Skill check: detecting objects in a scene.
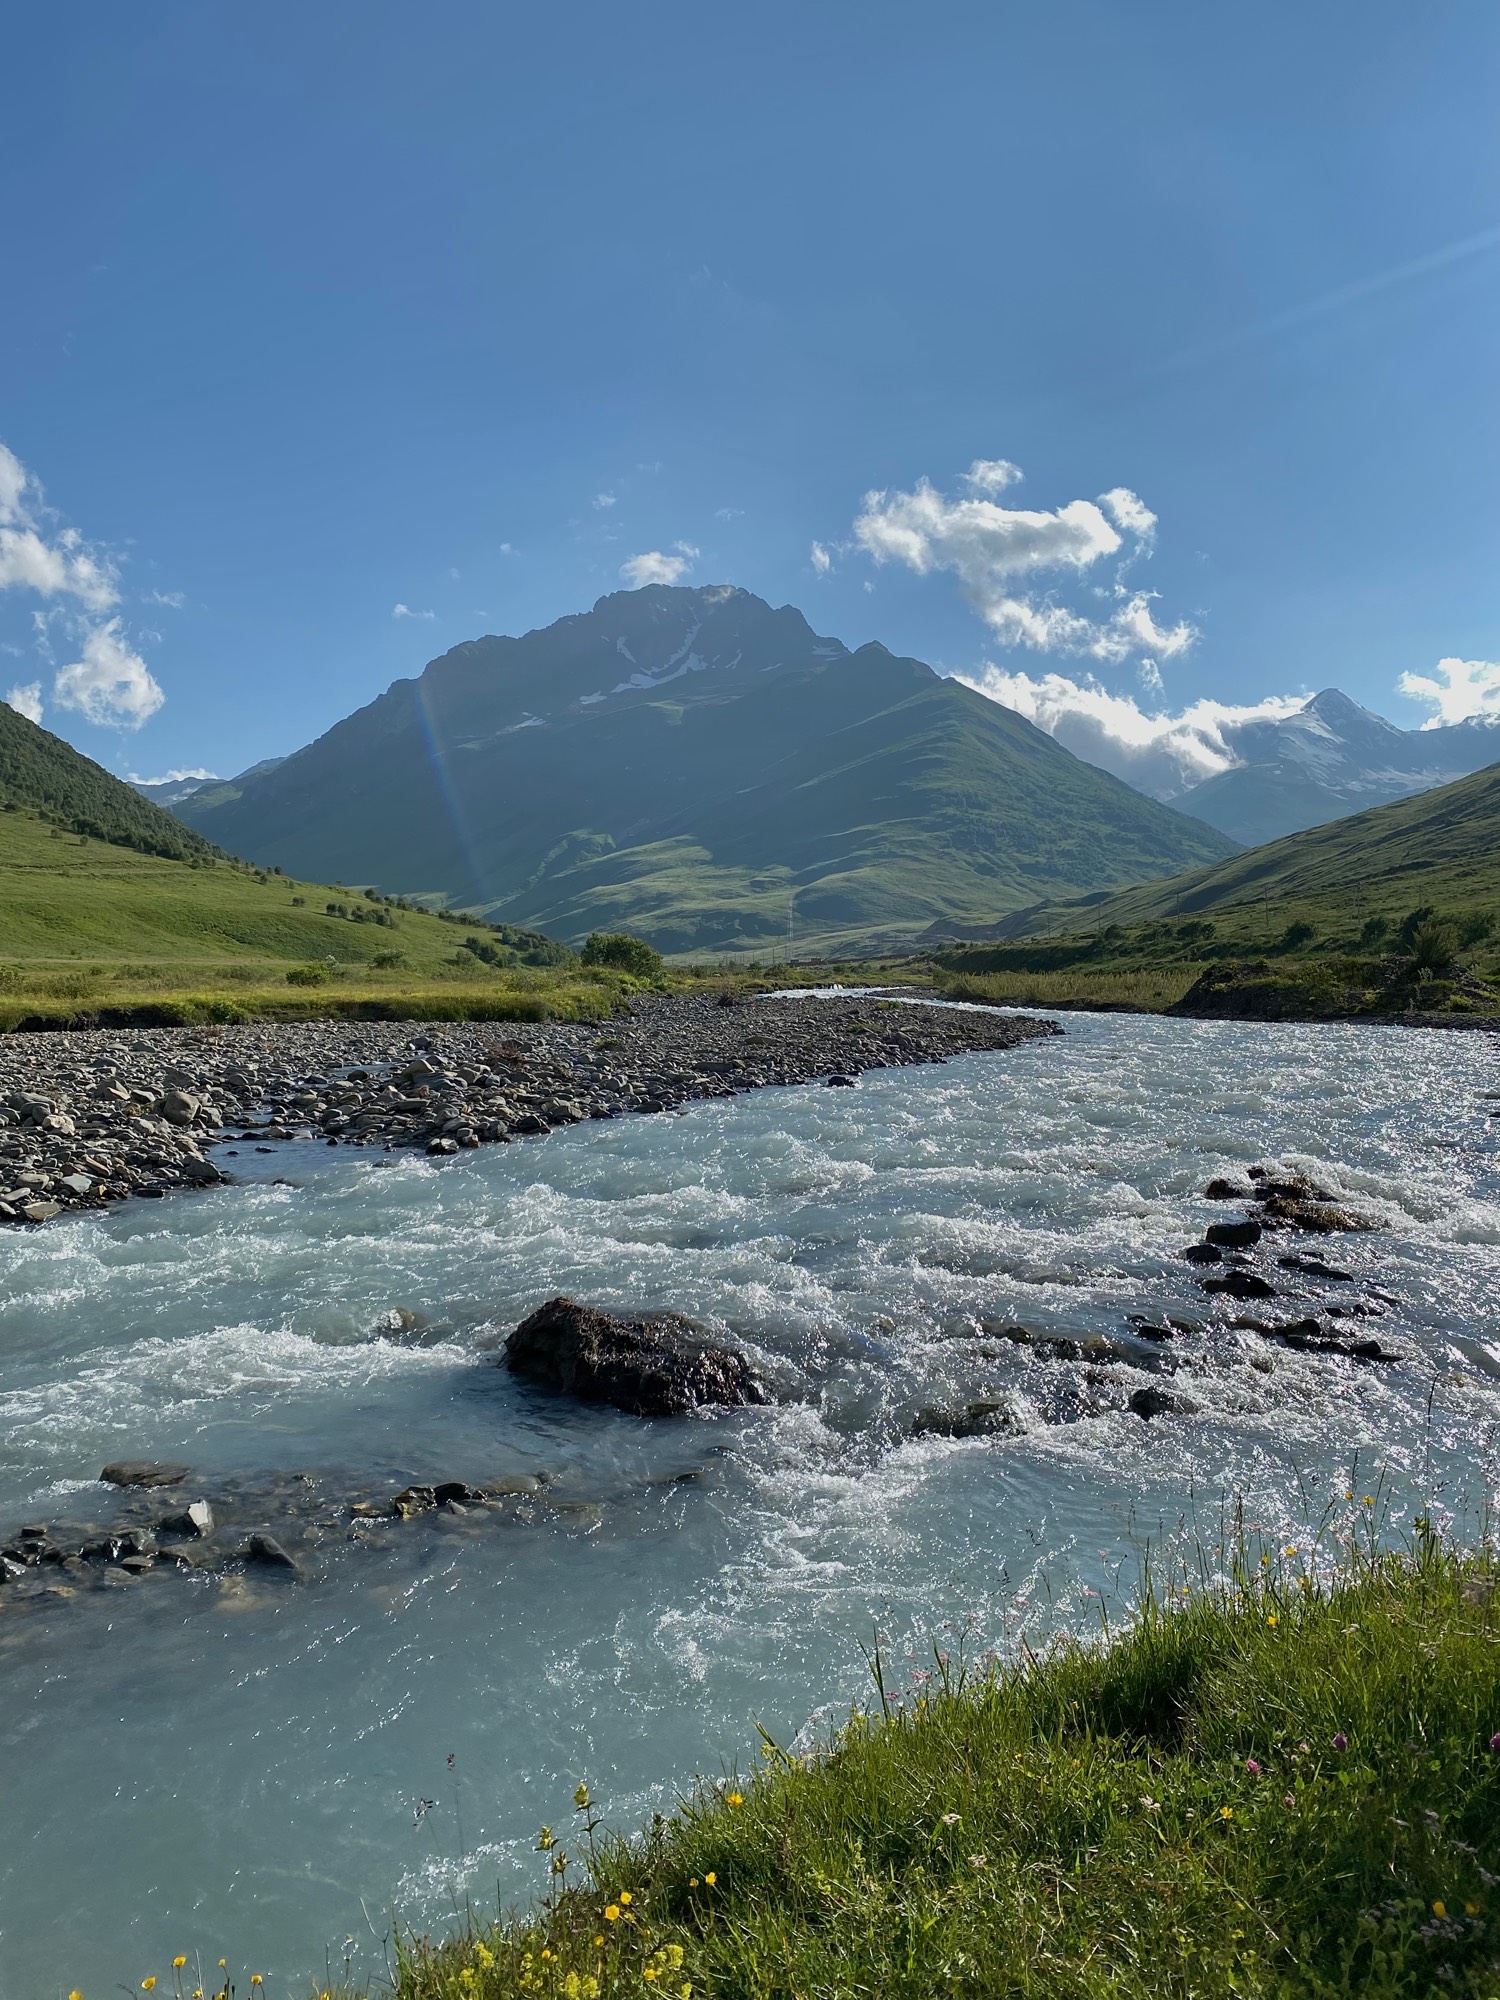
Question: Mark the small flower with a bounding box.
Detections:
[1266,1615,1278,1628]
[1220,1806,1233,1820]
[537,1825,555,1850]
[1284,1793,1296,1808]
[1139,1796,1159,1812]
[726,1792,744,1808]
[940,1811,961,1827]
[1332,1733,1348,1751]
[1466,1901,1480,1916]
[1245,1759,1262,1775]
[618,1891,632,1906]
[1362,1496,1374,1506]
[1489,1732,1500,1752]
[252,1979,263,1989]
[574,1782,591,1809]
[704,1872,716,1887]
[173,1961,187,1972]
[69,1992,83,1999]
[1433,1900,1447,1919]
[644,1974,658,1985]
[604,1905,620,1922]
[142,1984,156,1994]
[688,1878,698,1888]
[593,1935,605,1947]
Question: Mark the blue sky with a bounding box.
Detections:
[1,0,1496,793]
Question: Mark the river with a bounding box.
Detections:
[1,1007,1497,1997]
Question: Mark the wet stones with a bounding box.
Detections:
[1128,1385,1200,1420]
[912,1400,1016,1440]
[1205,1218,1262,1250]
[1202,1269,1277,1300]
[100,1461,190,1488]
[505,1295,770,1417]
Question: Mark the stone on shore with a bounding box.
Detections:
[504,1295,769,1417]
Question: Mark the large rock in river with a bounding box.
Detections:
[504,1296,768,1417]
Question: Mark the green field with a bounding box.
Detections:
[295,1531,1500,2000]
[0,806,649,1027]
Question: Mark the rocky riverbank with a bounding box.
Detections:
[0,994,1059,1226]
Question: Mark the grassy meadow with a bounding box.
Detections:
[0,806,650,1027]
[295,1528,1500,2000]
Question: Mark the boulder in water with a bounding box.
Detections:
[100,1461,190,1488]
[504,1295,768,1417]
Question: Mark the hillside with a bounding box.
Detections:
[936,758,1500,1018]
[0,700,221,863]
[174,584,1237,955]
[1016,753,1500,938]
[1169,688,1500,845]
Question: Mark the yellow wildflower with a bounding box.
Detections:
[173,1962,188,1973]
[726,1792,744,1808]
[619,1890,632,1906]
[704,1872,716,1887]
[644,1974,658,1985]
[1266,1614,1278,1627]
[1433,1900,1447,1919]
[537,1826,555,1850]
[1466,1901,1480,1916]
[252,1980,263,1989]
[574,1783,591,1809]
[475,1944,495,1969]
[593,1935,605,1947]
[142,1983,157,1993]
[69,1992,83,1999]
[1220,1806,1233,1820]
[604,1904,620,1922]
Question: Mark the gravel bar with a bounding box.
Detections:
[0,994,1059,1227]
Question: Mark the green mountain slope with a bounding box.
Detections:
[1017,754,1500,937]
[176,585,1237,954]
[0,700,220,862]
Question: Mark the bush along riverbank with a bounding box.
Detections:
[378,1531,1499,2000]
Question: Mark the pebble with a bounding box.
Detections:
[0,996,1059,1228]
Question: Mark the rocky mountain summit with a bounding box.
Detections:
[173,583,1235,954]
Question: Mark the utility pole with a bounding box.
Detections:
[787,888,795,966]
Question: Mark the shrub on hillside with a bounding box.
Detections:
[1408,919,1460,977]
[286,964,329,986]
[581,931,664,978]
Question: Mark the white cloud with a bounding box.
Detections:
[809,540,832,575]
[1398,655,1500,728]
[592,492,616,510]
[852,463,1191,662]
[128,766,218,783]
[714,506,743,521]
[392,602,436,620]
[1098,487,1158,541]
[962,458,1023,495]
[4,681,44,724]
[960,664,1306,797]
[0,444,28,524]
[621,545,696,587]
[0,443,119,610]
[145,588,186,609]
[51,620,164,729]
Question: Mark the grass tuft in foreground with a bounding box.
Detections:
[384,1533,1500,1999]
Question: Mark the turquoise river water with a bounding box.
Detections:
[1,1006,1498,1997]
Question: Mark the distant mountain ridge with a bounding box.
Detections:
[1173,688,1499,845]
[174,584,1237,954]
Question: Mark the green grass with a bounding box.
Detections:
[0,806,643,1027]
[367,1533,1500,2000]
[941,965,1207,1012]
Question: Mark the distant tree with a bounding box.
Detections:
[582,931,664,978]
[1458,910,1496,947]
[1280,920,1316,950]
[1359,915,1391,947]
[1398,905,1437,948]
